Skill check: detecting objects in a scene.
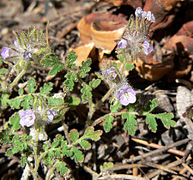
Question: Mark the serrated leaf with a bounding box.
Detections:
[103,115,114,133]
[110,100,122,113]
[79,140,91,150]
[69,129,79,143]
[41,54,59,67]
[100,162,114,173]
[146,113,157,132]
[125,62,135,70]
[56,161,68,176]
[0,68,8,75]
[83,127,102,141]
[1,93,10,109]
[49,62,65,75]
[19,88,24,96]
[122,113,136,136]
[89,79,101,89]
[8,98,21,109]
[27,78,36,93]
[21,95,33,110]
[66,51,77,69]
[156,113,176,129]
[21,156,27,168]
[40,82,53,95]
[149,99,158,112]
[10,113,20,131]
[66,96,80,106]
[71,148,84,162]
[48,97,63,106]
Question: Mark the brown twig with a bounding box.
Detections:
[125,138,189,163]
[132,138,186,156]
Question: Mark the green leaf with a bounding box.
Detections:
[103,115,114,133]
[40,82,53,95]
[156,113,176,129]
[27,78,36,93]
[125,62,135,70]
[66,96,80,106]
[41,54,59,67]
[100,162,114,173]
[83,127,102,141]
[78,58,92,78]
[69,129,79,143]
[10,113,20,131]
[19,88,24,96]
[122,113,137,136]
[66,51,77,69]
[89,78,101,89]
[79,140,91,150]
[21,95,33,110]
[146,113,157,132]
[8,98,21,109]
[0,68,8,75]
[56,161,68,176]
[149,99,158,112]
[1,93,10,109]
[49,62,65,75]
[48,97,63,106]
[71,148,84,162]
[110,100,122,113]
[21,156,27,168]
[81,84,92,103]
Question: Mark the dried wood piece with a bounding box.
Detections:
[135,51,174,81]
[71,43,97,67]
[144,0,184,31]
[97,0,142,8]
[176,21,193,37]
[77,12,127,54]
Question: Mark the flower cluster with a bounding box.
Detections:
[103,66,136,106]
[0,29,50,74]
[116,7,155,60]
[18,108,57,128]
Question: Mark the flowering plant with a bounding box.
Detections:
[0,8,176,179]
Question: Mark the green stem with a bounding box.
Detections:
[45,160,59,180]
[32,129,40,180]
[95,87,115,110]
[9,65,27,89]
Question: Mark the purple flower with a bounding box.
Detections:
[105,67,117,80]
[135,7,143,17]
[19,109,35,127]
[117,85,136,106]
[117,39,127,49]
[1,47,11,59]
[146,11,155,23]
[142,40,153,55]
[46,109,57,122]
[24,52,32,59]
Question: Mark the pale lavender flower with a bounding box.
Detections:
[24,52,32,59]
[141,11,147,18]
[117,39,127,49]
[105,67,117,81]
[117,85,136,106]
[146,11,155,23]
[1,47,11,59]
[46,109,57,122]
[135,7,143,17]
[19,109,35,127]
[142,40,153,55]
